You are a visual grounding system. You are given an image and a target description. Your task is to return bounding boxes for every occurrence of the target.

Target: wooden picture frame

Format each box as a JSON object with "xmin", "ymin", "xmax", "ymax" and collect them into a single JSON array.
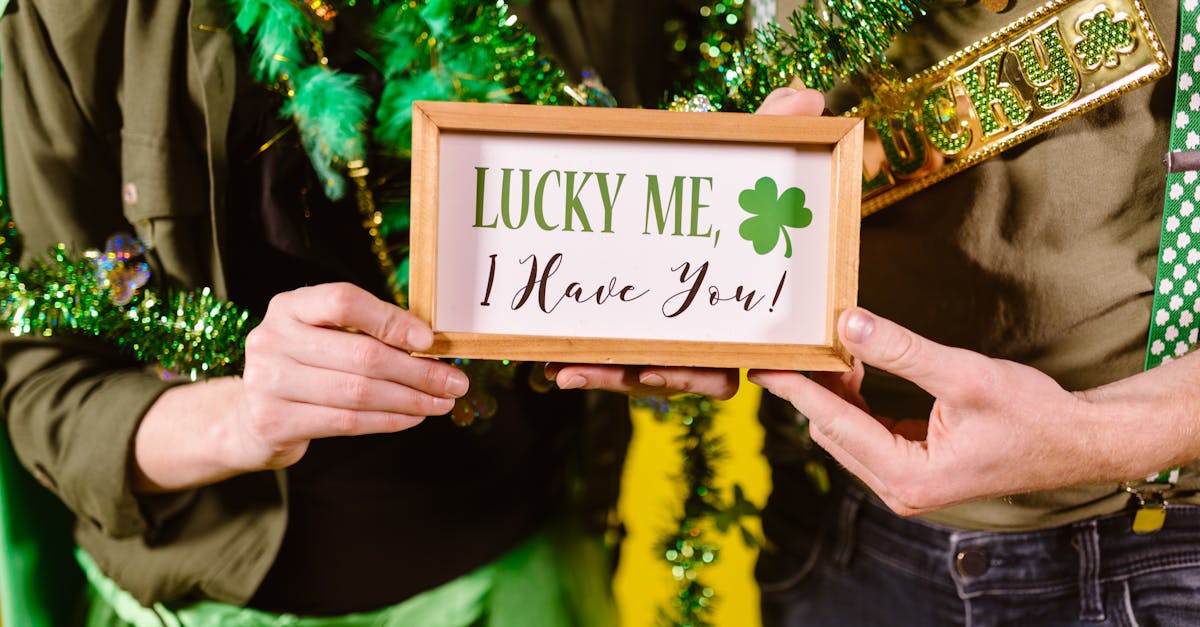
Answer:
[{"xmin": 410, "ymin": 101, "xmax": 863, "ymax": 371}]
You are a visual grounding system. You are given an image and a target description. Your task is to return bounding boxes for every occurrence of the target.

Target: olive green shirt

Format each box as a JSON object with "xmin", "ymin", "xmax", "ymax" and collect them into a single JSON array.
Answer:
[
  {"xmin": 865, "ymin": 0, "xmax": 1194, "ymax": 530},
  {"xmin": 0, "ymin": 0, "xmax": 672, "ymax": 607},
  {"xmin": 0, "ymin": 0, "xmax": 285, "ymax": 606}
]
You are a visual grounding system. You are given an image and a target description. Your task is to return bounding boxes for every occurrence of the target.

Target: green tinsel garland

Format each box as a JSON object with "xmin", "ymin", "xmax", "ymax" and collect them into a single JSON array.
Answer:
[
  {"xmin": 675, "ymin": 0, "xmax": 928, "ymax": 112},
  {"xmin": 665, "ymin": 0, "xmax": 749, "ymax": 95},
  {"xmin": 0, "ymin": 205, "xmax": 252, "ymax": 380},
  {"xmin": 635, "ymin": 394, "xmax": 760, "ymax": 627}
]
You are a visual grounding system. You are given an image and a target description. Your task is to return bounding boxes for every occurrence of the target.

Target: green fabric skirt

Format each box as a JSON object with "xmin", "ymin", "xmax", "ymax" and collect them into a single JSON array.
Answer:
[{"xmin": 80, "ymin": 528, "xmax": 616, "ymax": 627}]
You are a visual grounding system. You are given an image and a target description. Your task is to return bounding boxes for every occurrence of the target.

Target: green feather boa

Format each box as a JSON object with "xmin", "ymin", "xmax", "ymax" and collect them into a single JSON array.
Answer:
[{"xmin": 228, "ymin": 0, "xmax": 580, "ymax": 198}]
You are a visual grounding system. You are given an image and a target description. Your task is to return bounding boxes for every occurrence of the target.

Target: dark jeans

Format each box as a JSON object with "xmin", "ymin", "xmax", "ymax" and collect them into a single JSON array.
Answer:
[{"xmin": 759, "ymin": 486, "xmax": 1200, "ymax": 627}]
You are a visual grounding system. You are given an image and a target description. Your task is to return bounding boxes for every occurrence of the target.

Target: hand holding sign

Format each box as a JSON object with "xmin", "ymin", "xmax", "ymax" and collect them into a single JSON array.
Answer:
[
  {"xmin": 749, "ymin": 308, "xmax": 1200, "ymax": 516},
  {"xmin": 542, "ymin": 87, "xmax": 828, "ymax": 399},
  {"xmin": 233, "ymin": 284, "xmax": 469, "ymax": 469},
  {"xmin": 134, "ymin": 283, "xmax": 469, "ymax": 493}
]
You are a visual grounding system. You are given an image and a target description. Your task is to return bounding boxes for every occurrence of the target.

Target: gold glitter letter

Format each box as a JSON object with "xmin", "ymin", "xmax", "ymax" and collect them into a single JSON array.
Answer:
[
  {"xmin": 956, "ymin": 48, "xmax": 1032, "ymax": 137},
  {"xmin": 1012, "ymin": 20, "xmax": 1081, "ymax": 110},
  {"xmin": 872, "ymin": 110, "xmax": 928, "ymax": 177},
  {"xmin": 920, "ymin": 82, "xmax": 972, "ymax": 157}
]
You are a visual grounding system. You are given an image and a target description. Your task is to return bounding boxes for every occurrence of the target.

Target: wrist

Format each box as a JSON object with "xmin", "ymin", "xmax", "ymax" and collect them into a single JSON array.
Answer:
[
  {"xmin": 1074, "ymin": 373, "xmax": 1193, "ymax": 482},
  {"xmin": 210, "ymin": 376, "xmax": 263, "ymax": 477},
  {"xmin": 134, "ymin": 376, "xmax": 253, "ymax": 493}
]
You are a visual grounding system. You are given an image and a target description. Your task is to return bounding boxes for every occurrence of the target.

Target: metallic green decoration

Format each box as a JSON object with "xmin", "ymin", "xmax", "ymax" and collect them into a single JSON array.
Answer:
[
  {"xmin": 634, "ymin": 395, "xmax": 760, "ymax": 627},
  {"xmin": 0, "ymin": 236, "xmax": 253, "ymax": 381},
  {"xmin": 956, "ymin": 49, "xmax": 1032, "ymax": 137},
  {"xmin": 920, "ymin": 83, "xmax": 972, "ymax": 156},
  {"xmin": 1074, "ymin": 9, "xmax": 1136, "ymax": 71},
  {"xmin": 862, "ymin": 166, "xmax": 896, "ymax": 195},
  {"xmin": 1013, "ymin": 21, "xmax": 1080, "ymax": 109},
  {"xmin": 677, "ymin": 0, "xmax": 929, "ymax": 112},
  {"xmin": 664, "ymin": 0, "xmax": 750, "ymax": 92},
  {"xmin": 873, "ymin": 111, "xmax": 929, "ymax": 176}
]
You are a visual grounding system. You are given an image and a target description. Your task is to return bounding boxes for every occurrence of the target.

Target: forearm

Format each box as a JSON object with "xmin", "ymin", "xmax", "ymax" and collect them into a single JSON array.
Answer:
[
  {"xmin": 132, "ymin": 376, "xmax": 249, "ymax": 494},
  {"xmin": 1076, "ymin": 351, "xmax": 1200, "ymax": 477}
]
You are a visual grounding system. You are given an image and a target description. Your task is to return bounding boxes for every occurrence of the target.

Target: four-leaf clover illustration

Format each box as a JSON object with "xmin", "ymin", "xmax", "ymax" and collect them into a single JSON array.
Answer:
[{"xmin": 738, "ymin": 176, "xmax": 812, "ymax": 258}]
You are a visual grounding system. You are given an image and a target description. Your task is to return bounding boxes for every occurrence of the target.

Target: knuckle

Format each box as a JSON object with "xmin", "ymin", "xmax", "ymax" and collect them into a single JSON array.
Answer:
[
  {"xmin": 243, "ymin": 327, "xmax": 274, "ymax": 357},
  {"xmin": 241, "ymin": 361, "xmax": 280, "ymax": 394},
  {"xmin": 376, "ymin": 309, "xmax": 410, "ymax": 345},
  {"xmin": 328, "ymin": 409, "xmax": 359, "ymax": 435},
  {"xmin": 776, "ymin": 384, "xmax": 805, "ymax": 409},
  {"xmin": 756, "ymin": 88, "xmax": 790, "ymax": 113},
  {"xmin": 241, "ymin": 363, "xmax": 264, "ymax": 390},
  {"xmin": 391, "ymin": 415, "xmax": 425, "ymax": 431},
  {"xmin": 324, "ymin": 283, "xmax": 360, "ymax": 321},
  {"xmin": 884, "ymin": 497, "xmax": 921, "ymax": 518},
  {"xmin": 421, "ymin": 363, "xmax": 450, "ymax": 394},
  {"xmin": 665, "ymin": 375, "xmax": 694, "ymax": 394},
  {"xmin": 344, "ymin": 377, "xmax": 371, "ymax": 406},
  {"xmin": 807, "ymin": 422, "xmax": 833, "ymax": 449},
  {"xmin": 818, "ymin": 410, "xmax": 851, "ymax": 444},
  {"xmin": 264, "ymin": 291, "xmax": 292, "ymax": 318},
  {"xmin": 715, "ymin": 373, "xmax": 739, "ymax": 400},
  {"xmin": 880, "ymin": 329, "xmax": 921, "ymax": 370},
  {"xmin": 243, "ymin": 402, "xmax": 282, "ymax": 443},
  {"xmin": 419, "ymin": 394, "xmax": 452, "ymax": 416},
  {"xmin": 890, "ymin": 477, "xmax": 935, "ymax": 513},
  {"xmin": 954, "ymin": 371, "xmax": 988, "ymax": 402},
  {"xmin": 262, "ymin": 363, "xmax": 287, "ymax": 394},
  {"xmin": 351, "ymin": 340, "xmax": 382, "ymax": 372},
  {"xmin": 797, "ymin": 88, "xmax": 825, "ymax": 113},
  {"xmin": 970, "ymin": 357, "xmax": 1006, "ymax": 399}
]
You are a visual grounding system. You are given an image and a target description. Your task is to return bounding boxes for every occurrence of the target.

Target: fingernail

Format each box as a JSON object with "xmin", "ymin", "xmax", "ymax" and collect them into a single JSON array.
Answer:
[
  {"xmin": 639, "ymin": 373, "xmax": 667, "ymax": 387},
  {"xmin": 407, "ymin": 326, "xmax": 433, "ymax": 350},
  {"xmin": 844, "ymin": 310, "xmax": 875, "ymax": 343},
  {"xmin": 434, "ymin": 397, "xmax": 455, "ymax": 413},
  {"xmin": 447, "ymin": 373, "xmax": 469, "ymax": 397},
  {"xmin": 561, "ymin": 375, "xmax": 587, "ymax": 390},
  {"xmin": 544, "ymin": 364, "xmax": 561, "ymax": 379},
  {"xmin": 788, "ymin": 76, "xmax": 806, "ymax": 90}
]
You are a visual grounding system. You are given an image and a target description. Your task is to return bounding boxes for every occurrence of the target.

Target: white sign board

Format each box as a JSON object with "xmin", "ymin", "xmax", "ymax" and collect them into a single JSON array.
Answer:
[{"xmin": 411, "ymin": 102, "xmax": 862, "ymax": 371}]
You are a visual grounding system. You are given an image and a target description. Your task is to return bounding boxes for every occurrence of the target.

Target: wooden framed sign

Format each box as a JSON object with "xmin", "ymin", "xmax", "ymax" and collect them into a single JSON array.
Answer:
[{"xmin": 410, "ymin": 101, "xmax": 863, "ymax": 371}]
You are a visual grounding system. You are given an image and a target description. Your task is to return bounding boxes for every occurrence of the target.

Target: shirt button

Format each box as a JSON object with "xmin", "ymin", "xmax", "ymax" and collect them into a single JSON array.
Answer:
[
  {"xmin": 122, "ymin": 182, "xmax": 139, "ymax": 206},
  {"xmin": 956, "ymin": 548, "xmax": 989, "ymax": 577}
]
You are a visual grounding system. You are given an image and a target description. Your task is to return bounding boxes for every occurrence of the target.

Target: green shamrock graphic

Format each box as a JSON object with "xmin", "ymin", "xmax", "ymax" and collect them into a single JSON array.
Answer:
[
  {"xmin": 1074, "ymin": 9, "xmax": 1135, "ymax": 71},
  {"xmin": 738, "ymin": 176, "xmax": 812, "ymax": 258}
]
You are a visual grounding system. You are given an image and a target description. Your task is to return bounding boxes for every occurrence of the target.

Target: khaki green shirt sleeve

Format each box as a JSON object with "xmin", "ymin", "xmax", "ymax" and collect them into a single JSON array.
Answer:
[
  {"xmin": 0, "ymin": 0, "xmax": 180, "ymax": 540},
  {"xmin": 0, "ymin": 0, "xmax": 286, "ymax": 606}
]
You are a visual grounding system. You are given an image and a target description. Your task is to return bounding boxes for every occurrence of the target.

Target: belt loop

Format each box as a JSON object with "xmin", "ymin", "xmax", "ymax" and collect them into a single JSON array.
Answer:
[
  {"xmin": 1074, "ymin": 520, "xmax": 1105, "ymax": 621},
  {"xmin": 832, "ymin": 487, "xmax": 864, "ymax": 570}
]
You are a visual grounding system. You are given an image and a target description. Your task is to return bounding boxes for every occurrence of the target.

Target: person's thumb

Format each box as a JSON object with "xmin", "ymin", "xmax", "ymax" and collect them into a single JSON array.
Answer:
[
  {"xmin": 839, "ymin": 307, "xmax": 984, "ymax": 399},
  {"xmin": 756, "ymin": 85, "xmax": 826, "ymax": 117}
]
